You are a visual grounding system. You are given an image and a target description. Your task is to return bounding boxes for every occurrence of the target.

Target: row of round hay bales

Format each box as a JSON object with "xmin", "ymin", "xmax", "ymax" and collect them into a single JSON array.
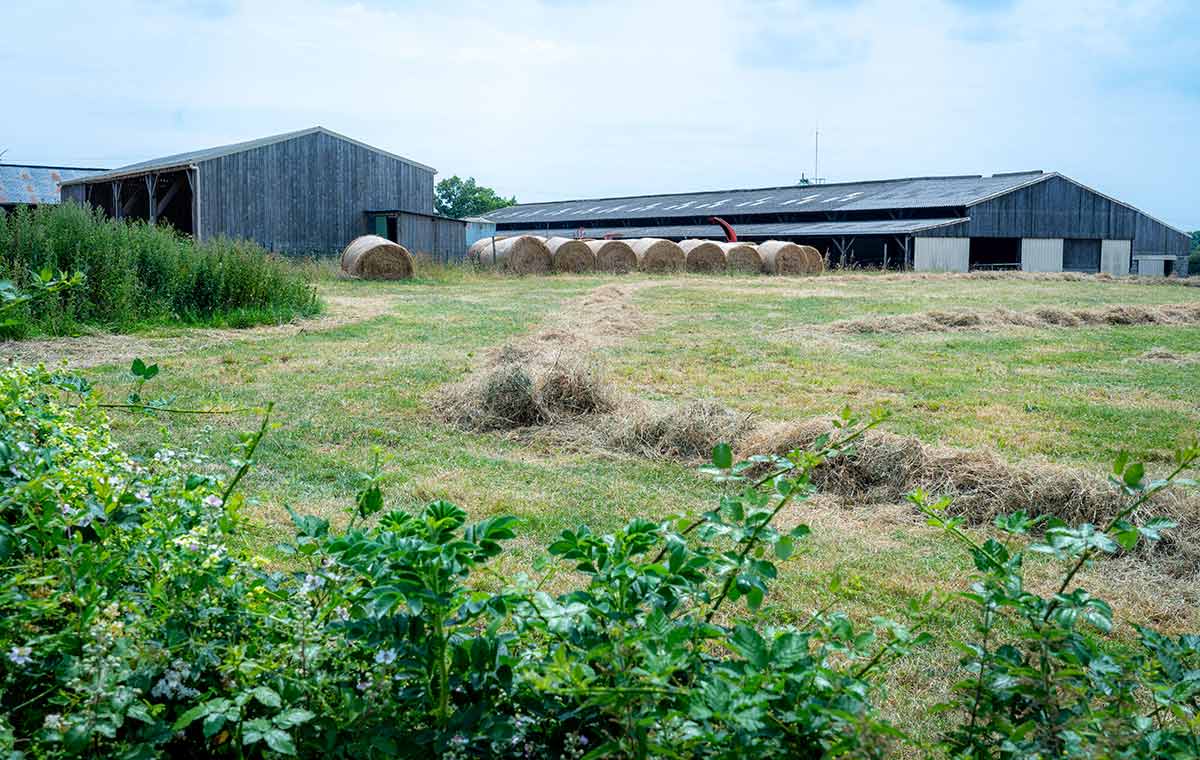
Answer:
[{"xmin": 466, "ymin": 235, "xmax": 824, "ymax": 276}]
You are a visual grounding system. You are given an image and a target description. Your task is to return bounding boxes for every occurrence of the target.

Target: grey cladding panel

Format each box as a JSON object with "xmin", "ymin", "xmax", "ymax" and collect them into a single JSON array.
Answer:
[{"xmin": 198, "ymin": 130, "xmax": 435, "ymax": 254}]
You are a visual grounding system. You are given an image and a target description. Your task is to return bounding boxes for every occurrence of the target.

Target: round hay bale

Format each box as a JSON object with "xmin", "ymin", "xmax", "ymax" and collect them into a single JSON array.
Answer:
[
  {"xmin": 490, "ymin": 235, "xmax": 552, "ymax": 275},
  {"xmin": 545, "ymin": 237, "xmax": 596, "ymax": 274},
  {"xmin": 340, "ymin": 235, "xmax": 414, "ymax": 280},
  {"xmin": 467, "ymin": 236, "xmax": 507, "ymax": 265},
  {"xmin": 679, "ymin": 239, "xmax": 728, "ymax": 273},
  {"xmin": 719, "ymin": 241, "xmax": 762, "ymax": 274},
  {"xmin": 758, "ymin": 240, "xmax": 818, "ymax": 276},
  {"xmin": 628, "ymin": 238, "xmax": 685, "ymax": 273},
  {"xmin": 798, "ymin": 244, "xmax": 824, "ymax": 273},
  {"xmin": 587, "ymin": 239, "xmax": 638, "ymax": 273}
]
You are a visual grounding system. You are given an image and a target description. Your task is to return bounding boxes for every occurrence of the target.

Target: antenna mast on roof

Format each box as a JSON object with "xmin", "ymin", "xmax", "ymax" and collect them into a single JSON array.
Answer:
[{"xmin": 812, "ymin": 126, "xmax": 824, "ymax": 185}]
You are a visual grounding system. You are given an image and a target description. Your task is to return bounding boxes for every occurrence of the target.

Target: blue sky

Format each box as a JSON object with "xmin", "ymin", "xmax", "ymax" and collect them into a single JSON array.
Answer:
[{"xmin": 4, "ymin": 0, "xmax": 1197, "ymax": 229}]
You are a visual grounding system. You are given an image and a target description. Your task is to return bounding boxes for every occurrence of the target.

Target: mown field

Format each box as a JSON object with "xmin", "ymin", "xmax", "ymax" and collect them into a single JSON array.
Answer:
[{"xmin": 21, "ymin": 268, "xmax": 1200, "ymax": 739}]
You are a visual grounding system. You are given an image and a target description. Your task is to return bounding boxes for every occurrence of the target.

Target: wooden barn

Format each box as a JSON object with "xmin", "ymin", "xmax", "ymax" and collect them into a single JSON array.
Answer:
[
  {"xmin": 488, "ymin": 172, "xmax": 1190, "ymax": 276},
  {"xmin": 59, "ymin": 127, "xmax": 465, "ymax": 260}
]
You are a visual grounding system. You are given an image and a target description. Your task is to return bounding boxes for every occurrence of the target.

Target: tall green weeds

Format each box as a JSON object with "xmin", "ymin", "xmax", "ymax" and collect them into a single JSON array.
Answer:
[{"xmin": 0, "ymin": 203, "xmax": 320, "ymax": 336}]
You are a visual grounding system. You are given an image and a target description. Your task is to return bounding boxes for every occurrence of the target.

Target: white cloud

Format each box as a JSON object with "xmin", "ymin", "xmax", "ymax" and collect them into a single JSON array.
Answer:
[{"xmin": 3, "ymin": 0, "xmax": 1196, "ymax": 228}]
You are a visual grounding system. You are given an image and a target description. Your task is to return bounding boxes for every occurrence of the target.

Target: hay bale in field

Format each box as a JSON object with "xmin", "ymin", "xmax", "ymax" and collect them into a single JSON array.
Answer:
[
  {"xmin": 587, "ymin": 240, "xmax": 638, "ymax": 273},
  {"xmin": 546, "ymin": 237, "xmax": 596, "ymax": 274},
  {"xmin": 679, "ymin": 239, "xmax": 728, "ymax": 273},
  {"xmin": 758, "ymin": 240, "xmax": 817, "ymax": 276},
  {"xmin": 608, "ymin": 400, "xmax": 754, "ymax": 461},
  {"xmin": 340, "ymin": 235, "xmax": 414, "ymax": 280},
  {"xmin": 467, "ymin": 236, "xmax": 508, "ymax": 265},
  {"xmin": 720, "ymin": 242, "xmax": 762, "ymax": 274},
  {"xmin": 628, "ymin": 238, "xmax": 686, "ymax": 273},
  {"xmin": 489, "ymin": 235, "xmax": 552, "ymax": 275},
  {"xmin": 798, "ymin": 245, "xmax": 824, "ymax": 273}
]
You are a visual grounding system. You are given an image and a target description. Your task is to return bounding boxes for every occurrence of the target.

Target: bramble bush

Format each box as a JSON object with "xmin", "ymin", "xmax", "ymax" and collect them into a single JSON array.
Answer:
[
  {"xmin": 0, "ymin": 203, "xmax": 320, "ymax": 336},
  {"xmin": 0, "ymin": 358, "xmax": 1198, "ymax": 757}
]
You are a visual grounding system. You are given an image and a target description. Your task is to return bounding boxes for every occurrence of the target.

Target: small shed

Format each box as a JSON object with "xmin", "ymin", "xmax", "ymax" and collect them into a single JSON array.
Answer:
[{"xmin": 462, "ymin": 216, "xmax": 498, "ymax": 248}]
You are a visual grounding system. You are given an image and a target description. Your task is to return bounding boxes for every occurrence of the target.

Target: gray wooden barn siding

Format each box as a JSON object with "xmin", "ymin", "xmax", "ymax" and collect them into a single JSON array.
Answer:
[
  {"xmin": 395, "ymin": 212, "xmax": 466, "ymax": 261},
  {"xmin": 197, "ymin": 131, "xmax": 434, "ymax": 255},
  {"xmin": 918, "ymin": 176, "xmax": 1187, "ymax": 256}
]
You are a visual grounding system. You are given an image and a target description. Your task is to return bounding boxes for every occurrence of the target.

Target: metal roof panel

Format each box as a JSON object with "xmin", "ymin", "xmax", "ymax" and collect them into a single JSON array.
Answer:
[
  {"xmin": 488, "ymin": 173, "xmax": 1048, "ymax": 223},
  {"xmin": 61, "ymin": 127, "xmax": 435, "ymax": 185},
  {"xmin": 0, "ymin": 164, "xmax": 107, "ymax": 205},
  {"xmin": 497, "ymin": 218, "xmax": 970, "ymax": 240}
]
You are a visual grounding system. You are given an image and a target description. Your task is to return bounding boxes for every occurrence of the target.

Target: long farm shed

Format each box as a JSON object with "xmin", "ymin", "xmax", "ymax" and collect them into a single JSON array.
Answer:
[
  {"xmin": 490, "ymin": 171, "xmax": 1189, "ymax": 275},
  {"xmin": 60, "ymin": 127, "xmax": 465, "ymax": 260}
]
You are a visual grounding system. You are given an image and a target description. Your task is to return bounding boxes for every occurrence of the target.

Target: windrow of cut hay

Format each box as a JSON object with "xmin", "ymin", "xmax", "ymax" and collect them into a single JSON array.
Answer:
[
  {"xmin": 545, "ymin": 237, "xmax": 596, "ymax": 273},
  {"xmin": 340, "ymin": 235, "xmax": 414, "ymax": 280},
  {"xmin": 830, "ymin": 303, "xmax": 1200, "ymax": 334},
  {"xmin": 739, "ymin": 418, "xmax": 1200, "ymax": 574},
  {"xmin": 587, "ymin": 240, "xmax": 638, "ymax": 273},
  {"xmin": 679, "ymin": 239, "xmax": 727, "ymax": 273},
  {"xmin": 432, "ymin": 345, "xmax": 617, "ymax": 432},
  {"xmin": 628, "ymin": 238, "xmax": 686, "ymax": 273},
  {"xmin": 720, "ymin": 241, "xmax": 763, "ymax": 274}
]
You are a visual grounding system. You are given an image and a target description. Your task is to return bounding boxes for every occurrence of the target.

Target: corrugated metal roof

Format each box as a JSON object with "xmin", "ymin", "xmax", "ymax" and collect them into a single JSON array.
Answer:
[
  {"xmin": 61, "ymin": 127, "xmax": 435, "ymax": 185},
  {"xmin": 0, "ymin": 164, "xmax": 107, "ymax": 206},
  {"xmin": 489, "ymin": 172, "xmax": 1050, "ymax": 223},
  {"xmin": 498, "ymin": 218, "xmax": 969, "ymax": 240}
]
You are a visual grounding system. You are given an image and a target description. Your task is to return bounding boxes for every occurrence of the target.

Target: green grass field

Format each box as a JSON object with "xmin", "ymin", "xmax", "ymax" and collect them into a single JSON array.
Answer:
[{"xmin": 24, "ymin": 268, "xmax": 1199, "ymax": 740}]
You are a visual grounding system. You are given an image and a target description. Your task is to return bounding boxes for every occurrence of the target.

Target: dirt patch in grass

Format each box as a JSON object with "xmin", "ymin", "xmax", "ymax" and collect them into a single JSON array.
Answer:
[
  {"xmin": 829, "ymin": 303, "xmax": 1200, "ymax": 335},
  {"xmin": 739, "ymin": 417, "xmax": 1200, "ymax": 576},
  {"xmin": 0, "ymin": 293, "xmax": 398, "ymax": 370}
]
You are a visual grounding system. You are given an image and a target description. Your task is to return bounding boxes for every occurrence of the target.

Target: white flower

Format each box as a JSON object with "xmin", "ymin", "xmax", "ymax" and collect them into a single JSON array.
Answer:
[
  {"xmin": 356, "ymin": 678, "xmax": 372, "ymax": 692},
  {"xmin": 8, "ymin": 645, "xmax": 32, "ymax": 665},
  {"xmin": 43, "ymin": 713, "xmax": 63, "ymax": 731},
  {"xmin": 16, "ymin": 441, "xmax": 31, "ymax": 453},
  {"xmin": 333, "ymin": 605, "xmax": 350, "ymax": 621},
  {"xmin": 374, "ymin": 648, "xmax": 397, "ymax": 665},
  {"xmin": 298, "ymin": 574, "xmax": 325, "ymax": 595},
  {"xmin": 59, "ymin": 504, "xmax": 79, "ymax": 518},
  {"xmin": 135, "ymin": 489, "xmax": 151, "ymax": 501},
  {"xmin": 202, "ymin": 494, "xmax": 223, "ymax": 508}
]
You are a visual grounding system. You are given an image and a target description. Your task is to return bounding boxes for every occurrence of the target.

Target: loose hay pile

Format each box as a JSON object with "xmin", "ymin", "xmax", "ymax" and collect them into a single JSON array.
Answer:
[
  {"xmin": 546, "ymin": 237, "xmax": 596, "ymax": 274},
  {"xmin": 628, "ymin": 238, "xmax": 686, "ymax": 273},
  {"xmin": 720, "ymin": 242, "xmax": 763, "ymax": 274},
  {"xmin": 588, "ymin": 240, "xmax": 638, "ymax": 273},
  {"xmin": 739, "ymin": 418, "xmax": 1200, "ymax": 573},
  {"xmin": 340, "ymin": 235, "xmax": 414, "ymax": 280},
  {"xmin": 607, "ymin": 400, "xmax": 755, "ymax": 461},
  {"xmin": 832, "ymin": 303, "xmax": 1200, "ymax": 334},
  {"xmin": 433, "ymin": 348, "xmax": 617, "ymax": 432},
  {"xmin": 679, "ymin": 240, "xmax": 728, "ymax": 273}
]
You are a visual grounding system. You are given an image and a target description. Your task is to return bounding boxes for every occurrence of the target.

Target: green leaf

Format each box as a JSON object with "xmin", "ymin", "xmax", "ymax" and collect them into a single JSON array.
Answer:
[
  {"xmin": 264, "ymin": 729, "xmax": 297, "ymax": 755},
  {"xmin": 1123, "ymin": 461, "xmax": 1145, "ymax": 487},
  {"xmin": 251, "ymin": 686, "xmax": 281, "ymax": 708},
  {"xmin": 775, "ymin": 535, "xmax": 794, "ymax": 560},
  {"xmin": 273, "ymin": 708, "xmax": 316, "ymax": 729},
  {"xmin": 131, "ymin": 358, "xmax": 147, "ymax": 377},
  {"xmin": 173, "ymin": 703, "xmax": 209, "ymax": 731},
  {"xmin": 711, "ymin": 442, "xmax": 733, "ymax": 469}
]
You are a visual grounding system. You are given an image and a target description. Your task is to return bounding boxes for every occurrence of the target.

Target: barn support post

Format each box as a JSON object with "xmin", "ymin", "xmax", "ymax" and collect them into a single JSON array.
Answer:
[
  {"xmin": 155, "ymin": 175, "xmax": 184, "ymax": 219},
  {"xmin": 112, "ymin": 181, "xmax": 122, "ymax": 220},
  {"xmin": 145, "ymin": 174, "xmax": 157, "ymax": 225}
]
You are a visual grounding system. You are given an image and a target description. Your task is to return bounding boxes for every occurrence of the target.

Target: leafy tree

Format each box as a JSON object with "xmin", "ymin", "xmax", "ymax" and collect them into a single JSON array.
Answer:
[
  {"xmin": 1190, "ymin": 231, "xmax": 1199, "ymax": 274},
  {"xmin": 434, "ymin": 176, "xmax": 516, "ymax": 219}
]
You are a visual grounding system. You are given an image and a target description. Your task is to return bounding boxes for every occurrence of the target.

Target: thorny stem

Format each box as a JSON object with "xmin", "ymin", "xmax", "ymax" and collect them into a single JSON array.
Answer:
[{"xmin": 98, "ymin": 402, "xmax": 261, "ymax": 415}]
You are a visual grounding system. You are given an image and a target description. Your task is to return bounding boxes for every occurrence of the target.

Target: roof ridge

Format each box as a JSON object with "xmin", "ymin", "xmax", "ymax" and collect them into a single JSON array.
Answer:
[{"xmin": 498, "ymin": 171, "xmax": 1044, "ymax": 209}]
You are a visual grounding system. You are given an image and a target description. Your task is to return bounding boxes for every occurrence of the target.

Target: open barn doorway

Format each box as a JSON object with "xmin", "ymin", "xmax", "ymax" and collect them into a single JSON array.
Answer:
[{"xmin": 969, "ymin": 237, "xmax": 1020, "ymax": 270}]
